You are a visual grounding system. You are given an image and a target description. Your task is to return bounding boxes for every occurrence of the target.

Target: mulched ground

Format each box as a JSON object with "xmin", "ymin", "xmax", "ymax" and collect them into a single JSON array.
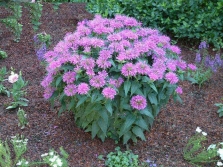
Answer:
[{"xmin": 0, "ymin": 3, "xmax": 223, "ymax": 167}]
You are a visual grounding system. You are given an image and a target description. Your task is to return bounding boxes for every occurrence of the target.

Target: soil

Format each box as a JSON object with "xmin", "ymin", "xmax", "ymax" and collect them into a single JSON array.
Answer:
[{"xmin": 0, "ymin": 3, "xmax": 223, "ymax": 167}]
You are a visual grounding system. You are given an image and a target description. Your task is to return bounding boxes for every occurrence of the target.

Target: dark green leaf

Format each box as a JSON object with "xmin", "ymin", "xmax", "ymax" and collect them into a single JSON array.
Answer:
[
  {"xmin": 124, "ymin": 80, "xmax": 131, "ymax": 96},
  {"xmin": 119, "ymin": 114, "xmax": 136, "ymax": 137},
  {"xmin": 132, "ymin": 126, "xmax": 146, "ymax": 141},
  {"xmin": 97, "ymin": 118, "xmax": 107, "ymax": 135},
  {"xmin": 105, "ymin": 100, "xmax": 113, "ymax": 115},
  {"xmin": 131, "ymin": 81, "xmax": 140, "ymax": 95},
  {"xmin": 139, "ymin": 108, "xmax": 154, "ymax": 119},
  {"xmin": 76, "ymin": 96, "xmax": 88, "ymax": 108},
  {"xmin": 92, "ymin": 121, "xmax": 100, "ymax": 138},
  {"xmin": 148, "ymin": 93, "xmax": 157, "ymax": 105}
]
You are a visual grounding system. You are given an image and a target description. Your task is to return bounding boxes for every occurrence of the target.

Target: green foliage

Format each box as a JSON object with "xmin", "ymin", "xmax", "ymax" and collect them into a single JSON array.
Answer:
[
  {"xmin": 187, "ymin": 67, "xmax": 212, "ymax": 89},
  {"xmin": 1, "ymin": 18, "xmax": 23, "ymax": 42},
  {"xmin": 0, "ymin": 50, "xmax": 8, "ymax": 59},
  {"xmin": 215, "ymin": 102, "xmax": 223, "ymax": 117},
  {"xmin": 87, "ymin": 0, "xmax": 125, "ymax": 18},
  {"xmin": 0, "ymin": 67, "xmax": 10, "ymax": 96},
  {"xmin": 24, "ymin": 2, "xmax": 43, "ymax": 32},
  {"xmin": 88, "ymin": 0, "xmax": 223, "ymax": 48},
  {"xmin": 101, "ymin": 147, "xmax": 139, "ymax": 167},
  {"xmin": 183, "ymin": 133, "xmax": 218, "ymax": 167},
  {"xmin": 0, "ymin": 139, "xmax": 12, "ymax": 167},
  {"xmin": 35, "ymin": 31, "xmax": 51, "ymax": 48},
  {"xmin": 0, "ymin": 135, "xmax": 69, "ymax": 167},
  {"xmin": 0, "ymin": 2, "xmax": 23, "ymax": 42},
  {"xmin": 17, "ymin": 108, "xmax": 29, "ymax": 129}
]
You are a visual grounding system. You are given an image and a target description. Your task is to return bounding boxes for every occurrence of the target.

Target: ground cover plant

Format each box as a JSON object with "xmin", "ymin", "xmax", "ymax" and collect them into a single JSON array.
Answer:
[{"xmin": 0, "ymin": 2, "xmax": 223, "ymax": 167}]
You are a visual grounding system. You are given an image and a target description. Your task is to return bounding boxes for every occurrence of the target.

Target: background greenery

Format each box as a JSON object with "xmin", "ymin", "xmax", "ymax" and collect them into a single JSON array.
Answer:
[{"xmin": 87, "ymin": 0, "xmax": 223, "ymax": 49}]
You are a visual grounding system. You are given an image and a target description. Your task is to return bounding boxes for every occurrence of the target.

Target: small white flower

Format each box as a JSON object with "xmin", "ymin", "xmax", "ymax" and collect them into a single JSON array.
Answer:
[
  {"xmin": 56, "ymin": 158, "xmax": 63, "ymax": 166},
  {"xmin": 202, "ymin": 132, "xmax": 207, "ymax": 136},
  {"xmin": 41, "ymin": 153, "xmax": 48, "ymax": 157},
  {"xmin": 49, "ymin": 151, "xmax": 54, "ymax": 156},
  {"xmin": 217, "ymin": 161, "xmax": 223, "ymax": 166},
  {"xmin": 217, "ymin": 149, "xmax": 223, "ymax": 160},
  {"xmin": 196, "ymin": 127, "xmax": 202, "ymax": 133},
  {"xmin": 8, "ymin": 73, "xmax": 19, "ymax": 83},
  {"xmin": 49, "ymin": 155, "xmax": 57, "ymax": 162},
  {"xmin": 207, "ymin": 144, "xmax": 216, "ymax": 150},
  {"xmin": 16, "ymin": 161, "xmax": 22, "ymax": 166},
  {"xmin": 25, "ymin": 161, "xmax": 29, "ymax": 164}
]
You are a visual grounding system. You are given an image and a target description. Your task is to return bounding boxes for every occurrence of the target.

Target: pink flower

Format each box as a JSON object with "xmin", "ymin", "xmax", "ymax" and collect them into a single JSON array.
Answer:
[
  {"xmin": 41, "ymin": 74, "xmax": 53, "ymax": 88},
  {"xmin": 90, "ymin": 75, "xmax": 106, "ymax": 88},
  {"xmin": 77, "ymin": 83, "xmax": 90, "ymax": 95},
  {"xmin": 166, "ymin": 60, "xmax": 177, "ymax": 71},
  {"xmin": 43, "ymin": 87, "xmax": 54, "ymax": 99},
  {"xmin": 177, "ymin": 60, "xmax": 187, "ymax": 70},
  {"xmin": 130, "ymin": 95, "xmax": 147, "ymax": 110},
  {"xmin": 165, "ymin": 72, "xmax": 179, "ymax": 84},
  {"xmin": 102, "ymin": 87, "xmax": 116, "ymax": 99},
  {"xmin": 81, "ymin": 58, "xmax": 95, "ymax": 70},
  {"xmin": 62, "ymin": 71, "xmax": 76, "ymax": 84},
  {"xmin": 188, "ymin": 64, "xmax": 197, "ymax": 71},
  {"xmin": 121, "ymin": 63, "xmax": 137, "ymax": 77},
  {"xmin": 170, "ymin": 45, "xmax": 181, "ymax": 54},
  {"xmin": 8, "ymin": 72, "xmax": 19, "ymax": 83},
  {"xmin": 136, "ymin": 62, "xmax": 150, "ymax": 75},
  {"xmin": 109, "ymin": 77, "xmax": 124, "ymax": 88},
  {"xmin": 176, "ymin": 86, "xmax": 183, "ymax": 94},
  {"xmin": 64, "ymin": 84, "xmax": 77, "ymax": 96}
]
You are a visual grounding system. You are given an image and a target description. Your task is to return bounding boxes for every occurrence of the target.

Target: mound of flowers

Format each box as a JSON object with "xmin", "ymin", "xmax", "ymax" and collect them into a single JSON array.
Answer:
[{"xmin": 41, "ymin": 15, "xmax": 190, "ymax": 144}]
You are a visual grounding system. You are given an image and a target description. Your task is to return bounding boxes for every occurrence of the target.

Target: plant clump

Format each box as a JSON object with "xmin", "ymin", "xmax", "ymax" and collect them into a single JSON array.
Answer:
[{"xmin": 41, "ymin": 15, "xmax": 191, "ymax": 144}]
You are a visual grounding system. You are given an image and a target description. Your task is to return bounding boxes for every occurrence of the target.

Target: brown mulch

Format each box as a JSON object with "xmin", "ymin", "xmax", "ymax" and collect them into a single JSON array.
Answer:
[{"xmin": 0, "ymin": 3, "xmax": 223, "ymax": 167}]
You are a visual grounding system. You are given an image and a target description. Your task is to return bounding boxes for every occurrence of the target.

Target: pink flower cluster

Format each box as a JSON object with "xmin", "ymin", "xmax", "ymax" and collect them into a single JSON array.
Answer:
[{"xmin": 41, "ymin": 14, "xmax": 189, "ymax": 108}]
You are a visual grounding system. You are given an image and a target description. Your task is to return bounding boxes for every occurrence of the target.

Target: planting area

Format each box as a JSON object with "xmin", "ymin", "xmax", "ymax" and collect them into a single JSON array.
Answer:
[{"xmin": 0, "ymin": 3, "xmax": 223, "ymax": 167}]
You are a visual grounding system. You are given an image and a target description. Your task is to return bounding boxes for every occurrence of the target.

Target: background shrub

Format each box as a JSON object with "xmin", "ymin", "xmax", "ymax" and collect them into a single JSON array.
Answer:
[{"xmin": 87, "ymin": 0, "xmax": 223, "ymax": 48}]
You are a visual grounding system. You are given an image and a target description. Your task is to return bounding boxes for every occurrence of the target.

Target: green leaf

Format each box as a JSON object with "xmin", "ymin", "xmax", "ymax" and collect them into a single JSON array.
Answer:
[
  {"xmin": 135, "ymin": 117, "xmax": 148, "ymax": 130},
  {"xmin": 131, "ymin": 81, "xmax": 140, "ymax": 95},
  {"xmin": 124, "ymin": 80, "xmax": 131, "ymax": 96},
  {"xmin": 123, "ymin": 131, "xmax": 132, "ymax": 144},
  {"xmin": 58, "ymin": 100, "xmax": 66, "ymax": 116},
  {"xmin": 132, "ymin": 126, "xmax": 146, "ymax": 141},
  {"xmin": 97, "ymin": 118, "xmax": 107, "ymax": 135},
  {"xmin": 68, "ymin": 98, "xmax": 75, "ymax": 110},
  {"xmin": 99, "ymin": 110, "xmax": 108, "ymax": 123},
  {"xmin": 56, "ymin": 76, "xmax": 62, "ymax": 87},
  {"xmin": 119, "ymin": 114, "xmax": 136, "ymax": 137},
  {"xmin": 17, "ymin": 101, "xmax": 28, "ymax": 106},
  {"xmin": 148, "ymin": 93, "xmax": 157, "ymax": 105},
  {"xmin": 92, "ymin": 121, "xmax": 100, "ymax": 138},
  {"xmin": 105, "ymin": 100, "xmax": 113, "ymax": 115},
  {"xmin": 149, "ymin": 82, "xmax": 158, "ymax": 93},
  {"xmin": 6, "ymin": 105, "xmax": 17, "ymax": 110},
  {"xmin": 139, "ymin": 108, "xmax": 154, "ymax": 119},
  {"xmin": 76, "ymin": 96, "xmax": 88, "ymax": 108}
]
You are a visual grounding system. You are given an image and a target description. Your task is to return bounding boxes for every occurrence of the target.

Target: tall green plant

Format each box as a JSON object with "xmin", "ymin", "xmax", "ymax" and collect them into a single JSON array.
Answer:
[
  {"xmin": 24, "ymin": 2, "xmax": 43, "ymax": 32},
  {"xmin": 0, "ymin": 2, "xmax": 23, "ymax": 42}
]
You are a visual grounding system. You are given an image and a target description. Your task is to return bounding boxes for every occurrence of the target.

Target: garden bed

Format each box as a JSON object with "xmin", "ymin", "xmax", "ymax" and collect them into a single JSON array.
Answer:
[{"xmin": 0, "ymin": 3, "xmax": 223, "ymax": 167}]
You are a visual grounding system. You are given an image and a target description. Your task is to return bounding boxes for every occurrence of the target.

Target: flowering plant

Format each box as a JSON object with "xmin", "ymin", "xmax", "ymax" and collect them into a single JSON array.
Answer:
[
  {"xmin": 183, "ymin": 127, "xmax": 223, "ymax": 167},
  {"xmin": 6, "ymin": 71, "xmax": 29, "ymax": 109},
  {"xmin": 41, "ymin": 15, "xmax": 190, "ymax": 144},
  {"xmin": 187, "ymin": 41, "xmax": 223, "ymax": 88}
]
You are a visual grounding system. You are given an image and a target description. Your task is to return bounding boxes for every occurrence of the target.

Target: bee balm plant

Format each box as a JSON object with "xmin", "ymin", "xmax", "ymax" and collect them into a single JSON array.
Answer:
[{"xmin": 41, "ymin": 15, "xmax": 190, "ymax": 144}]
